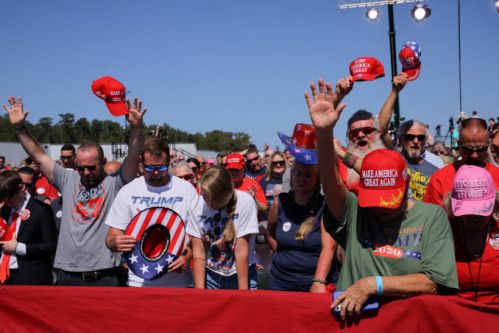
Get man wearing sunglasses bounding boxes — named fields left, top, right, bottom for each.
left=397, top=120, right=441, bottom=201
left=3, top=96, right=146, bottom=286
left=105, top=137, right=198, bottom=288
left=425, top=117, right=499, bottom=206
left=59, top=144, right=76, bottom=170
left=244, top=145, right=267, bottom=182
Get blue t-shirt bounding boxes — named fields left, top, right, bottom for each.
left=270, top=192, right=326, bottom=291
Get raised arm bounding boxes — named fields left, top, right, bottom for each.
left=121, top=97, right=146, bottom=183
left=305, top=79, right=347, bottom=221
left=378, top=73, right=408, bottom=147
left=3, top=97, right=56, bottom=181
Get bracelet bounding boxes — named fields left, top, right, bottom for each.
left=14, top=125, right=26, bottom=131
left=375, top=276, right=384, bottom=296
left=342, top=152, right=358, bottom=169
left=312, top=278, right=327, bottom=285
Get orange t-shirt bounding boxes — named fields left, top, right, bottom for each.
left=424, top=163, right=499, bottom=206
left=236, top=177, right=268, bottom=207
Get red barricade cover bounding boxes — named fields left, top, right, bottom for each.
left=0, top=286, right=498, bottom=332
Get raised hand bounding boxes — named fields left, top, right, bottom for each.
left=126, top=97, right=147, bottom=128
left=2, top=97, right=29, bottom=129
left=305, top=79, right=346, bottom=130
left=334, top=76, right=354, bottom=103
left=392, top=73, right=408, bottom=93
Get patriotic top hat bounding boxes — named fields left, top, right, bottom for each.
left=124, top=207, right=186, bottom=280
left=278, top=123, right=317, bottom=165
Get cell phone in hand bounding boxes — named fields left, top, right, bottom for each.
left=332, top=290, right=379, bottom=316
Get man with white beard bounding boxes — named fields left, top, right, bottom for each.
left=333, top=74, right=408, bottom=194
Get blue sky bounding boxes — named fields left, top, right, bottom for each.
left=1, top=0, right=498, bottom=150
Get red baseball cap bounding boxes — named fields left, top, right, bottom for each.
left=358, top=149, right=408, bottom=209
left=225, top=153, right=245, bottom=170
left=91, top=76, right=128, bottom=116
left=349, top=57, right=385, bottom=82
left=399, top=41, right=422, bottom=81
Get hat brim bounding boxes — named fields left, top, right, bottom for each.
left=278, top=132, right=317, bottom=165
left=105, top=101, right=129, bottom=116
left=358, top=186, right=405, bottom=209
left=402, top=66, right=420, bottom=81
left=451, top=197, right=494, bottom=217
left=124, top=207, right=185, bottom=280
left=351, top=73, right=385, bottom=82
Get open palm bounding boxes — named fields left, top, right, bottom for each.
left=126, top=97, right=147, bottom=128
left=305, top=79, right=346, bottom=130
left=2, top=97, right=29, bottom=127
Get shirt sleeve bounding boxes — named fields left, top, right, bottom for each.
left=322, top=191, right=356, bottom=250
left=104, top=186, right=132, bottom=231
left=419, top=205, right=459, bottom=291
left=52, top=163, right=74, bottom=191
left=235, top=192, right=259, bottom=238
left=185, top=199, right=203, bottom=238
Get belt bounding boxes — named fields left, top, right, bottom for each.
left=61, top=268, right=118, bottom=282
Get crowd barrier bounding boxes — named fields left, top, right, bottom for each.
left=1, top=286, right=498, bottom=332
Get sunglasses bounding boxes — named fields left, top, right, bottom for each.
left=348, top=127, right=377, bottom=139
left=60, top=156, right=74, bottom=161
left=76, top=165, right=97, bottom=172
left=246, top=156, right=259, bottom=163
left=178, top=174, right=193, bottom=181
left=404, top=134, right=426, bottom=142
left=461, top=145, right=489, bottom=154
left=143, top=165, right=168, bottom=173
left=190, top=166, right=198, bottom=172
left=271, top=160, right=285, bottom=166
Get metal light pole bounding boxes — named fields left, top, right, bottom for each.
left=339, top=0, right=429, bottom=129
left=387, top=3, right=400, bottom=128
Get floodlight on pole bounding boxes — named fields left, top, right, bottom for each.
left=411, top=4, right=431, bottom=21
left=366, top=8, right=379, bottom=20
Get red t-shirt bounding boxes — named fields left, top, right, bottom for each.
left=35, top=175, right=59, bottom=200
left=236, top=177, right=268, bottom=207
left=424, top=163, right=499, bottom=206
left=451, top=219, right=499, bottom=304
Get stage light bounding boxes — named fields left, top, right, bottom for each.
left=366, top=8, right=379, bottom=20
left=411, top=4, right=431, bottom=22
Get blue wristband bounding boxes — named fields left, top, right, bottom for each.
left=375, top=276, right=383, bottom=296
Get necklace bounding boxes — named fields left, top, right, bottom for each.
left=460, top=223, right=489, bottom=302
left=466, top=255, right=483, bottom=302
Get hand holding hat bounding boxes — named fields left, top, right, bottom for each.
left=399, top=41, right=422, bottom=81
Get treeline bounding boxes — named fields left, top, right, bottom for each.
left=0, top=113, right=251, bottom=152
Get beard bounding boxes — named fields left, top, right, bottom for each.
left=345, top=136, right=385, bottom=188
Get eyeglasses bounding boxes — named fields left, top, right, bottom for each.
left=76, top=165, right=97, bottom=172
left=348, top=127, right=377, bottom=139
left=404, top=134, right=426, bottom=142
left=60, top=156, right=74, bottom=161
left=271, top=160, right=285, bottom=167
left=246, top=156, right=259, bottom=163
left=461, top=145, right=489, bottom=154
left=143, top=165, right=169, bottom=173
left=178, top=174, right=193, bottom=181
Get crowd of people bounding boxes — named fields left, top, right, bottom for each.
left=1, top=74, right=498, bottom=320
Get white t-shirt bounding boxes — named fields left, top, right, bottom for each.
left=186, top=190, right=259, bottom=276
left=105, top=175, right=198, bottom=287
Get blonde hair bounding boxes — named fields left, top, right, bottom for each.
left=200, top=166, right=238, bottom=242
left=265, top=150, right=287, bottom=181
left=289, top=161, right=322, bottom=241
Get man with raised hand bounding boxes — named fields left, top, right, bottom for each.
left=2, top=96, right=146, bottom=286
left=305, top=79, right=457, bottom=321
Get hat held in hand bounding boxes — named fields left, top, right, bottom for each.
left=349, top=57, right=385, bottom=82
left=91, top=76, right=128, bottom=116
left=399, top=41, right=422, bottom=81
